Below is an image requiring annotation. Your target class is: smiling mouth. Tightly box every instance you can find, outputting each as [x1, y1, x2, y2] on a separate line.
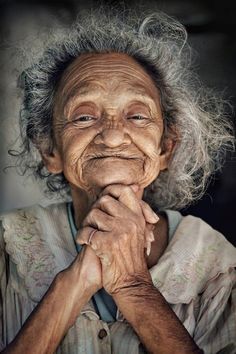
[89, 155, 141, 161]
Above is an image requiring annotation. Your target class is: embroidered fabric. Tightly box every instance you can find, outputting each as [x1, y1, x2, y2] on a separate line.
[0, 203, 236, 353]
[2, 209, 57, 302]
[1, 204, 236, 305]
[150, 216, 236, 304]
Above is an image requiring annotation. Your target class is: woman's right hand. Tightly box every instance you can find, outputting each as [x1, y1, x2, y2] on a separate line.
[52, 245, 102, 336]
[54, 244, 102, 328]
[71, 244, 102, 295]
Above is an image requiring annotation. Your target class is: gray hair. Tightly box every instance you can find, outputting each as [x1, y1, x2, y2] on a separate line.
[18, 6, 235, 210]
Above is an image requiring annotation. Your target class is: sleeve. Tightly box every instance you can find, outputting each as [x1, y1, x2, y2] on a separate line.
[0, 221, 7, 351]
[193, 267, 236, 354]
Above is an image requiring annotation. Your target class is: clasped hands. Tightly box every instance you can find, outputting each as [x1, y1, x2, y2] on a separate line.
[77, 184, 159, 296]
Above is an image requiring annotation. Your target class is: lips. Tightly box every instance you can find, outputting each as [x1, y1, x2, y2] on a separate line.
[86, 152, 143, 160]
[89, 155, 135, 160]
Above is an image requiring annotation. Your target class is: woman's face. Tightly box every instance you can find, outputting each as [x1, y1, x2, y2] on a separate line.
[45, 53, 171, 195]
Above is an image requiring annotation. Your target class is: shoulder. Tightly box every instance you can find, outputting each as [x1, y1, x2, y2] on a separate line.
[0, 202, 67, 226]
[150, 214, 236, 304]
[174, 215, 236, 266]
[0, 202, 75, 302]
[0, 202, 70, 246]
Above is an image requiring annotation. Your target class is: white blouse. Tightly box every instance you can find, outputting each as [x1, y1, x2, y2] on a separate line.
[0, 202, 236, 353]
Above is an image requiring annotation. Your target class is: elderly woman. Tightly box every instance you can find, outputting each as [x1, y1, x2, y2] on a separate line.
[1, 7, 236, 354]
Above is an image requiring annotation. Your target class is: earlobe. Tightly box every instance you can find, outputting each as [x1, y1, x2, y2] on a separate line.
[159, 138, 175, 171]
[41, 148, 63, 174]
[159, 154, 168, 171]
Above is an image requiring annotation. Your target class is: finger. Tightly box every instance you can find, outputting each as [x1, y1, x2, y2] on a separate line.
[77, 226, 103, 246]
[129, 184, 139, 193]
[78, 227, 111, 258]
[146, 224, 155, 243]
[145, 228, 155, 256]
[147, 229, 155, 242]
[77, 226, 95, 245]
[140, 200, 159, 224]
[82, 208, 113, 231]
[101, 184, 142, 215]
[92, 195, 133, 218]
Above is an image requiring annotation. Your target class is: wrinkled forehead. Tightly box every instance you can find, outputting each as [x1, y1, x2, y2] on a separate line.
[54, 52, 160, 106]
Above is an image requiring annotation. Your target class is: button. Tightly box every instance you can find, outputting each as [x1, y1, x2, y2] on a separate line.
[98, 328, 107, 339]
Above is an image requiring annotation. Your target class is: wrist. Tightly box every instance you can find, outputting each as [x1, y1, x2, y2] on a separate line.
[112, 277, 155, 310]
[53, 264, 95, 326]
[114, 284, 201, 354]
[56, 266, 95, 298]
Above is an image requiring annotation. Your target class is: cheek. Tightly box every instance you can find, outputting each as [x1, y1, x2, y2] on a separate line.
[60, 128, 94, 166]
[131, 126, 162, 159]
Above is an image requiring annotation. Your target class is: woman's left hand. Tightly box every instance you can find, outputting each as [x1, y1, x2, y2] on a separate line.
[77, 184, 159, 295]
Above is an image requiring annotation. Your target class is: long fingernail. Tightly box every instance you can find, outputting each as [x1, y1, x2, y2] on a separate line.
[149, 231, 155, 242]
[146, 242, 151, 256]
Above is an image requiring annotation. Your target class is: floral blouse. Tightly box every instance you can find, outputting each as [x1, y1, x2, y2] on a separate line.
[0, 202, 235, 353]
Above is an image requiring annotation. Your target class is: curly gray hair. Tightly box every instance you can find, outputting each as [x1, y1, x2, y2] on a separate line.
[18, 6, 235, 210]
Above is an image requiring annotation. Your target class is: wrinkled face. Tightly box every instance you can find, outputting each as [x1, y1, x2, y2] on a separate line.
[44, 53, 171, 195]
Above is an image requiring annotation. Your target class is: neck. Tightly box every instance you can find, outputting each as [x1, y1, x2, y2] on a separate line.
[70, 185, 95, 229]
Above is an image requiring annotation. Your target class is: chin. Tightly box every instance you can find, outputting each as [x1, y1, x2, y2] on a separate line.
[80, 161, 151, 191]
[91, 174, 137, 188]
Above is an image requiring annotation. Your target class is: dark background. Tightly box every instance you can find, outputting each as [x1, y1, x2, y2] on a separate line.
[0, 0, 235, 245]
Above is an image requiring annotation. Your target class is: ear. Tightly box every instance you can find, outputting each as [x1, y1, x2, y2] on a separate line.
[41, 148, 63, 174]
[159, 137, 176, 171]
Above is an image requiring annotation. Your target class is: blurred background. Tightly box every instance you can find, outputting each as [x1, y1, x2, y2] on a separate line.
[0, 0, 235, 245]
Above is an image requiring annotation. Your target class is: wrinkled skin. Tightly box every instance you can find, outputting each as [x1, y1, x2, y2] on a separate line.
[42, 52, 173, 295]
[78, 184, 159, 294]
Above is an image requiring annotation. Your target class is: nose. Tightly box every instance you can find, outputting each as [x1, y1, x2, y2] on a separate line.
[94, 124, 131, 148]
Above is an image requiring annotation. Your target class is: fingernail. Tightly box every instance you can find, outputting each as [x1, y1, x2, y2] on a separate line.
[149, 231, 155, 242]
[146, 242, 151, 256]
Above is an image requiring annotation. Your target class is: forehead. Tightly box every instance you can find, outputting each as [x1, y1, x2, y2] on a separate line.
[55, 52, 160, 105]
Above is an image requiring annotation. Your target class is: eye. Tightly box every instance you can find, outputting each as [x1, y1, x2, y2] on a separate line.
[69, 115, 98, 127]
[127, 115, 149, 125]
[128, 115, 146, 120]
[75, 115, 96, 122]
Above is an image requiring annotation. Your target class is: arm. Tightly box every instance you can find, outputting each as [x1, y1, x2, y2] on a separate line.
[113, 283, 203, 354]
[78, 184, 203, 354]
[2, 246, 102, 354]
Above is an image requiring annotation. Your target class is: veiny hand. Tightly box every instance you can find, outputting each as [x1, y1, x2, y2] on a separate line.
[74, 245, 102, 294]
[77, 184, 159, 295]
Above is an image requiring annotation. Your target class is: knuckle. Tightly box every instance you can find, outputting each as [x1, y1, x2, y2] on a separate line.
[99, 195, 111, 204]
[89, 208, 99, 219]
[102, 185, 112, 195]
[122, 231, 130, 243]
